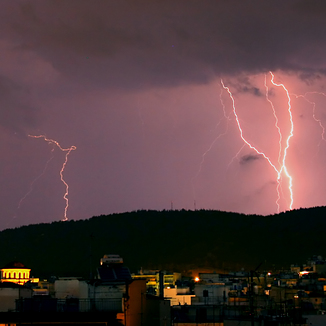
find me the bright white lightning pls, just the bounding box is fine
[269,72,294,211]
[221,72,294,212]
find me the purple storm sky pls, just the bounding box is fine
[2,0,326,229]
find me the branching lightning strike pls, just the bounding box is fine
[269,72,294,211]
[193,72,326,213]
[29,135,76,221]
[221,72,294,212]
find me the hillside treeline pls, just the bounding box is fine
[0,207,324,278]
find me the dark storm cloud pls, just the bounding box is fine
[1,0,326,89]
[240,154,261,165]
[294,0,326,15]
[241,87,262,97]
[226,76,264,96]
[298,71,322,85]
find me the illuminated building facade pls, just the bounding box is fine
[132,270,181,295]
[0,261,38,285]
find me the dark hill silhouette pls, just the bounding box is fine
[0,207,325,278]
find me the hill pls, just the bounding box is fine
[0,207,325,278]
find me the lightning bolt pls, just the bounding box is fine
[269,72,294,211]
[10,148,55,226]
[28,135,76,221]
[221,71,294,212]
[192,88,231,204]
[195,88,232,175]
[292,92,326,143]
[227,144,246,169]
[263,74,287,211]
[264,74,283,166]
[220,80,279,172]
[17,148,55,210]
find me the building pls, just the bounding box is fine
[0,282,33,312]
[132,270,181,295]
[123,279,171,326]
[0,261,39,285]
[98,254,132,282]
[164,286,195,305]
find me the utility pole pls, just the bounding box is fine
[249,270,255,326]
[249,262,262,326]
[89,233,94,280]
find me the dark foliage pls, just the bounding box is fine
[0,207,325,278]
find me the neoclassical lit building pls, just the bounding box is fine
[0,261,38,285]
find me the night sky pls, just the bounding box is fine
[2,0,326,229]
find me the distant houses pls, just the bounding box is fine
[1,254,326,325]
[0,255,170,326]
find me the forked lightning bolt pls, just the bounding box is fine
[269,72,294,211]
[264,74,283,211]
[221,71,294,212]
[194,72,326,213]
[29,135,76,221]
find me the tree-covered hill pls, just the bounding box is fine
[0,207,325,278]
